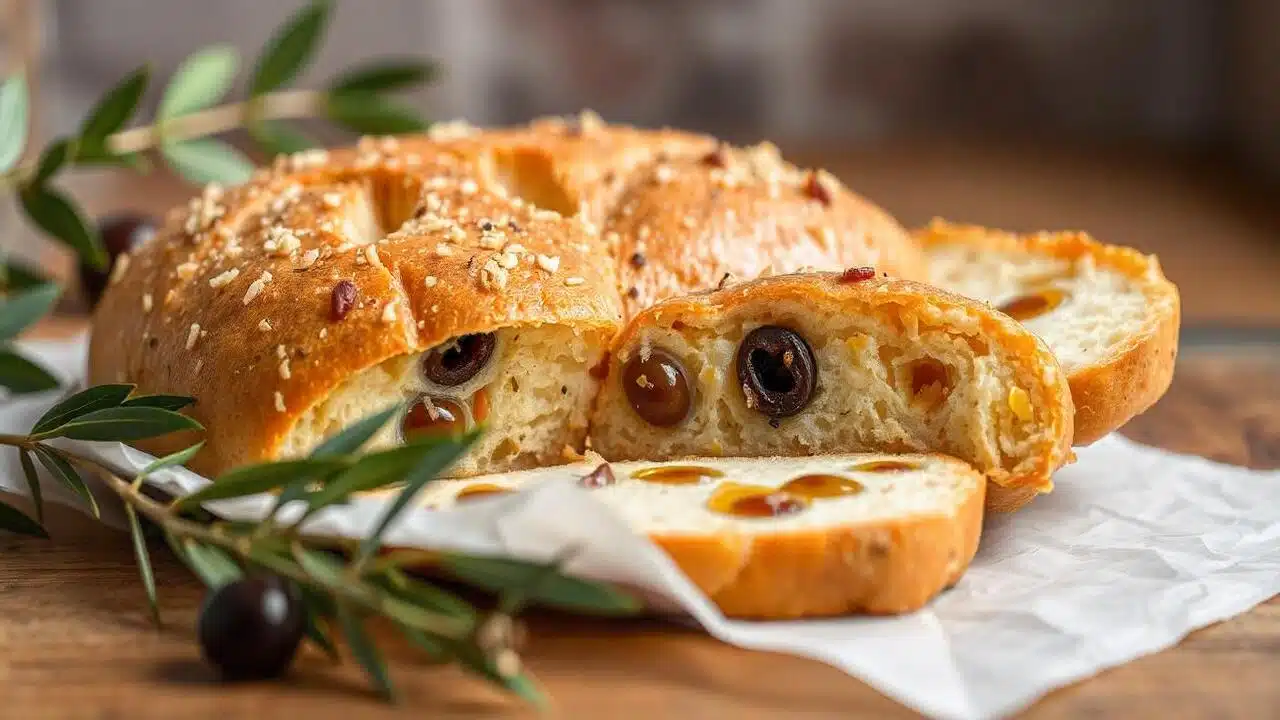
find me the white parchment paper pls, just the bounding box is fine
[4,337,1279,720]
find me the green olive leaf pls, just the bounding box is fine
[250,0,331,97]
[440,553,642,616]
[140,441,205,476]
[125,503,161,625]
[325,91,427,136]
[161,138,255,185]
[121,394,195,411]
[249,120,315,156]
[159,45,239,120]
[0,498,46,538]
[31,138,71,186]
[19,185,107,270]
[79,66,149,145]
[335,603,396,701]
[175,457,350,509]
[32,382,135,434]
[309,404,400,458]
[0,283,61,343]
[36,405,202,442]
[0,349,60,394]
[329,59,437,95]
[0,74,29,172]
[31,445,100,518]
[1,260,48,292]
[177,539,243,589]
[17,448,42,524]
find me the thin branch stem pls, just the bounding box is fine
[109,89,325,155]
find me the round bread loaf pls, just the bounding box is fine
[588,270,1076,512]
[418,453,985,619]
[88,115,922,479]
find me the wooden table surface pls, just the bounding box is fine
[4,144,1280,718]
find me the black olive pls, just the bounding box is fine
[421,332,496,386]
[621,349,693,427]
[736,326,817,418]
[197,576,304,682]
[80,213,158,307]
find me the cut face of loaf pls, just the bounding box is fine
[918,220,1180,445]
[417,453,985,619]
[589,272,1075,512]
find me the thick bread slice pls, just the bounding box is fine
[918,219,1181,445]
[419,453,985,619]
[589,272,1074,512]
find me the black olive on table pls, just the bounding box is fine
[79,213,158,307]
[736,326,818,418]
[197,576,305,682]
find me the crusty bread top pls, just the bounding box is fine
[607,142,926,317]
[88,144,621,477]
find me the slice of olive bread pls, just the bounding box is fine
[589,271,1075,512]
[419,453,985,619]
[918,219,1180,445]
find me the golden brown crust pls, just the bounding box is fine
[650,456,985,618]
[594,272,1075,506]
[608,143,927,318]
[89,146,622,477]
[916,219,1181,445]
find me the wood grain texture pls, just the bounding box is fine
[0,349,1276,719]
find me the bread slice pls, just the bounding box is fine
[918,219,1181,445]
[418,453,985,619]
[588,271,1075,512]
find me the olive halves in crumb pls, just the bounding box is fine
[736,326,817,418]
[421,332,496,387]
[622,349,693,427]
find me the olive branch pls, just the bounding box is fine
[0,0,641,704]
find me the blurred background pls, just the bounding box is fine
[3,0,1279,329]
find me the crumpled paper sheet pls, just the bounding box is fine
[3,337,1279,720]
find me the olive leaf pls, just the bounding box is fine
[1,260,48,292]
[31,138,71,187]
[0,349,60,394]
[326,92,427,136]
[355,431,479,563]
[250,0,331,97]
[300,587,340,660]
[18,448,42,524]
[31,445,100,518]
[177,539,243,589]
[121,394,196,411]
[329,60,437,95]
[0,498,46,538]
[373,567,476,622]
[35,405,202,442]
[140,441,205,476]
[304,441,448,513]
[31,382,135,435]
[0,74,28,172]
[125,504,160,624]
[175,457,350,509]
[336,603,396,701]
[0,283,61,343]
[249,120,315,156]
[79,66,149,146]
[309,404,400,458]
[159,45,239,120]
[453,644,546,709]
[18,185,106,270]
[439,553,642,616]
[161,138,255,185]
